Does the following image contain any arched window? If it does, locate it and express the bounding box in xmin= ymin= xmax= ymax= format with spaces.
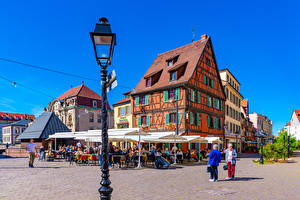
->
xmin=89 ymin=113 xmax=94 ymax=123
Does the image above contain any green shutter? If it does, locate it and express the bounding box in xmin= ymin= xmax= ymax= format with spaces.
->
xmin=197 ymin=91 xmax=200 ymax=103
xmin=220 ymin=100 xmax=223 ymax=110
xmin=136 ymin=96 xmax=139 ymax=107
xmin=212 ymin=97 xmax=215 ymax=108
xmin=165 ymin=113 xmax=169 ymax=125
xmin=175 ymin=88 xmax=180 ymax=100
xmin=211 ymin=79 xmax=214 ymax=88
xmin=190 ymin=112 xmax=193 ymax=124
xmin=189 ymin=143 xmax=192 ymax=149
xmin=178 ymin=112 xmax=181 ymax=124
xmin=216 ymin=118 xmax=218 ymax=129
xmin=145 ymin=94 xmax=149 ymax=105
xmin=220 ymin=118 xmax=222 ymax=129
xmin=196 ymin=113 xmax=199 ymax=126
xmin=146 ymin=115 xmax=150 ymax=126
xmin=164 ymin=90 xmax=168 ymax=102
xmin=204 ymin=75 xmax=207 ymax=85
xmin=207 ymin=116 xmax=210 ymax=128
xmin=212 ymin=117 xmax=214 ymax=129
xmin=207 ymin=95 xmax=209 ymax=106
xmin=138 ymin=116 xmax=141 ymax=126
xmin=178 ymin=143 xmax=182 ymax=149
xmin=191 ymin=89 xmax=194 ymax=102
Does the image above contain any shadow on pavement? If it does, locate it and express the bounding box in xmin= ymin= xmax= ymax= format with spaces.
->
xmin=219 ymin=177 xmax=264 ymax=182
xmin=0 ymin=166 xmax=64 ymax=169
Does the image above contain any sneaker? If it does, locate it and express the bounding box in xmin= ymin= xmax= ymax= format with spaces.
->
xmin=214 ymin=179 xmax=218 ymax=182
xmin=209 ymin=179 xmax=214 ymax=182
xmin=226 ymin=177 xmax=233 ymax=180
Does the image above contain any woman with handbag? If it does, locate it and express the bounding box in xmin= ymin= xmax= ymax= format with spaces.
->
xmin=225 ymin=143 xmax=237 ymax=180
xmin=208 ymin=144 xmax=222 ymax=182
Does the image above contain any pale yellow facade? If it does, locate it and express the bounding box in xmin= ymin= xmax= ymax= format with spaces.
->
xmin=113 ymin=101 xmax=132 ymax=129
xmin=220 ymin=69 xmax=243 ymax=152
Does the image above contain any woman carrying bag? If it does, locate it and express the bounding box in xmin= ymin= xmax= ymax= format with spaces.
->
xmin=225 ymin=143 xmax=237 ymax=180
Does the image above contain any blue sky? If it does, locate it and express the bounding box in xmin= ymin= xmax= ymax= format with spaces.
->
xmin=0 ymin=0 xmax=298 ymax=135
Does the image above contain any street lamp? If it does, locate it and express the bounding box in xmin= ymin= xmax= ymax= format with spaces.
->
xmin=90 ymin=17 xmax=116 ymax=200
xmin=235 ymin=131 xmax=239 ymax=152
xmin=258 ymin=131 xmax=265 ymax=165
xmin=168 ymin=93 xmax=179 ymax=164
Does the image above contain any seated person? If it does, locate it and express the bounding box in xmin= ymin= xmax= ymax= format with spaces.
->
xmin=185 ymin=149 xmax=191 ymax=160
xmin=155 ymin=149 xmax=169 ymax=169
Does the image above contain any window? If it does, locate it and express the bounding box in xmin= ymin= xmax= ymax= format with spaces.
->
xmin=125 ymin=106 xmax=130 ymax=115
xmin=170 ymin=71 xmax=177 ymax=81
xmin=141 ymin=116 xmax=147 ymax=125
xmin=169 ymin=113 xmax=176 ymax=123
xmin=145 ymin=77 xmax=151 ymax=88
xmin=203 ymin=75 xmax=207 ymax=85
xmin=205 ymin=57 xmax=211 ymax=66
xmin=140 ymin=96 xmax=145 ymax=105
xmin=169 ymin=89 xmax=176 ymax=99
xmin=121 ymin=107 xmax=125 ymax=116
xmin=209 ymin=78 xmax=214 ymax=88
xmin=167 ymin=60 xmax=174 ymax=67
xmin=92 ymin=100 xmax=97 ymax=108
xmin=68 ymin=115 xmax=72 ymax=123
xmin=89 ymin=113 xmax=94 ymax=123
xmin=97 ymin=114 xmax=101 ymax=123
xmin=207 ymin=116 xmax=214 ymax=128
xmin=191 ymin=89 xmax=195 ymax=102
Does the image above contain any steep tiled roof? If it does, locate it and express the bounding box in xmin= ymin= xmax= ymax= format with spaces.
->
xmin=241 ymin=99 xmax=248 ymax=108
xmin=0 ymin=112 xmax=35 ymax=121
xmin=135 ymin=38 xmax=209 ymax=93
xmin=58 ymin=84 xmax=102 ymax=100
xmin=285 ymin=122 xmax=291 ymax=126
xmin=113 ymin=98 xmax=131 ymax=107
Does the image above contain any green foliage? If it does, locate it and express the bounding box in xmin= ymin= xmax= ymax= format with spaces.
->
xmin=261 ymin=129 xmax=299 ymax=160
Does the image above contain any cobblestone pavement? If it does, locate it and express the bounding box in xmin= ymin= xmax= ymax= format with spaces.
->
xmin=0 ymin=153 xmax=300 ymax=200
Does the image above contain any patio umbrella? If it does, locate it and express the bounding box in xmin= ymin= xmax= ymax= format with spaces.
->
xmin=125 ymin=129 xmax=150 ymax=168
xmin=213 ymin=139 xmax=223 ymax=144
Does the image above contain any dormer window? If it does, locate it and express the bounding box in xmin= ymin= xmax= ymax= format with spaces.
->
xmin=170 ymin=71 xmax=177 ymax=81
xmin=166 ymin=55 xmax=179 ymax=67
xmin=145 ymin=77 xmax=151 ymax=88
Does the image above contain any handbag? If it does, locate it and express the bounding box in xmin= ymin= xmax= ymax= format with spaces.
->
xmin=206 ymin=166 xmax=211 ymax=173
xmin=223 ymin=165 xmax=228 ymax=170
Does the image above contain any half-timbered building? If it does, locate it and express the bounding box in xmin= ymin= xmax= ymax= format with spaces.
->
xmin=132 ymin=34 xmax=225 ymax=151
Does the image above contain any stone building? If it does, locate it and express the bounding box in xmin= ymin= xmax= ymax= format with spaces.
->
xmin=113 ymin=91 xmax=132 ymax=128
xmin=0 ymin=112 xmax=35 ymax=143
xmin=47 ymin=84 xmax=114 ymax=132
xmin=132 ymin=34 xmax=226 ymax=152
xmin=249 ymin=112 xmax=273 ymax=143
xmin=2 ymin=120 xmax=31 ymax=145
xmin=219 ymin=69 xmax=243 ymax=151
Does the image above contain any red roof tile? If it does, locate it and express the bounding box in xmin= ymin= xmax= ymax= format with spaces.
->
xmin=285 ymin=122 xmax=291 ymax=126
xmin=113 ymin=98 xmax=131 ymax=107
xmin=135 ymin=38 xmax=209 ymax=93
xmin=295 ymin=110 xmax=300 ymax=122
xmin=0 ymin=112 xmax=35 ymax=120
xmin=241 ymin=99 xmax=248 ymax=108
xmin=58 ymin=84 xmax=102 ymax=100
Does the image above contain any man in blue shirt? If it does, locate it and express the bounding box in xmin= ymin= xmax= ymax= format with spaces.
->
xmin=26 ymin=139 xmax=38 ymax=168
xmin=208 ymin=144 xmax=222 ymax=182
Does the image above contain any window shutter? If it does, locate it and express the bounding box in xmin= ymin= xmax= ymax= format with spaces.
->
xmin=164 ymin=90 xmax=168 ymax=102
xmin=189 ymin=143 xmax=192 ymax=150
xmin=212 ymin=97 xmax=215 ymax=108
xmin=207 ymin=116 xmax=210 ymax=128
xmin=220 ymin=100 xmax=223 ymax=110
xmin=145 ymin=94 xmax=149 ymax=105
xmin=204 ymin=75 xmax=207 ymax=85
xmin=146 ymin=115 xmax=150 ymax=126
xmin=216 ymin=118 xmax=218 ymax=129
xmin=138 ymin=116 xmax=141 ymax=126
xmin=196 ymin=113 xmax=199 ymax=126
xmin=178 ymin=112 xmax=181 ymax=124
xmin=176 ymin=88 xmax=180 ymax=100
xmin=136 ymin=96 xmax=139 ymax=107
xmin=220 ymin=118 xmax=222 ymax=129
xmin=207 ymin=95 xmax=209 ymax=106
xmin=165 ymin=113 xmax=169 ymax=125
xmin=211 ymin=79 xmax=214 ymax=88
xmin=191 ymin=89 xmax=194 ymax=102
xmin=190 ymin=112 xmax=193 ymax=124
xmin=197 ymin=91 xmax=200 ymax=103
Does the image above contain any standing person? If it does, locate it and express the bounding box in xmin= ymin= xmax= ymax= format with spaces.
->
xmin=97 ymin=145 xmax=102 ymax=168
xmin=208 ymin=144 xmax=222 ymax=182
xmin=26 ymin=139 xmax=38 ymax=168
xmin=39 ymin=145 xmax=45 ymax=161
xmin=225 ymin=143 xmax=237 ymax=180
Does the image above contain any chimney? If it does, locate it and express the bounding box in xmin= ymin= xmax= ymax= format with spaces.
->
xmin=201 ymin=34 xmax=208 ymax=41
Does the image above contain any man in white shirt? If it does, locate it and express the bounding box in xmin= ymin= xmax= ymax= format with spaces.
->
xmin=26 ymin=139 xmax=38 ymax=168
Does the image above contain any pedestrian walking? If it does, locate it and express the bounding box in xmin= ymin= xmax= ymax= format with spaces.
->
xmin=225 ymin=143 xmax=237 ymax=180
xmin=39 ymin=145 xmax=45 ymax=161
xmin=26 ymin=139 xmax=38 ymax=168
xmin=208 ymin=144 xmax=222 ymax=182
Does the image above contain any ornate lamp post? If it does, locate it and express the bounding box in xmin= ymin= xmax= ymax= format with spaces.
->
xmin=90 ymin=17 xmax=116 ymax=200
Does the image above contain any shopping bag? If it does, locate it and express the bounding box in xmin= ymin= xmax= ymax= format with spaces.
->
xmin=206 ymin=166 xmax=211 ymax=173
xmin=223 ymin=165 xmax=228 ymax=170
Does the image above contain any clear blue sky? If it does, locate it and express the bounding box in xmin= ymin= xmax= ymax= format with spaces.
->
xmin=0 ymin=0 xmax=298 ymax=135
